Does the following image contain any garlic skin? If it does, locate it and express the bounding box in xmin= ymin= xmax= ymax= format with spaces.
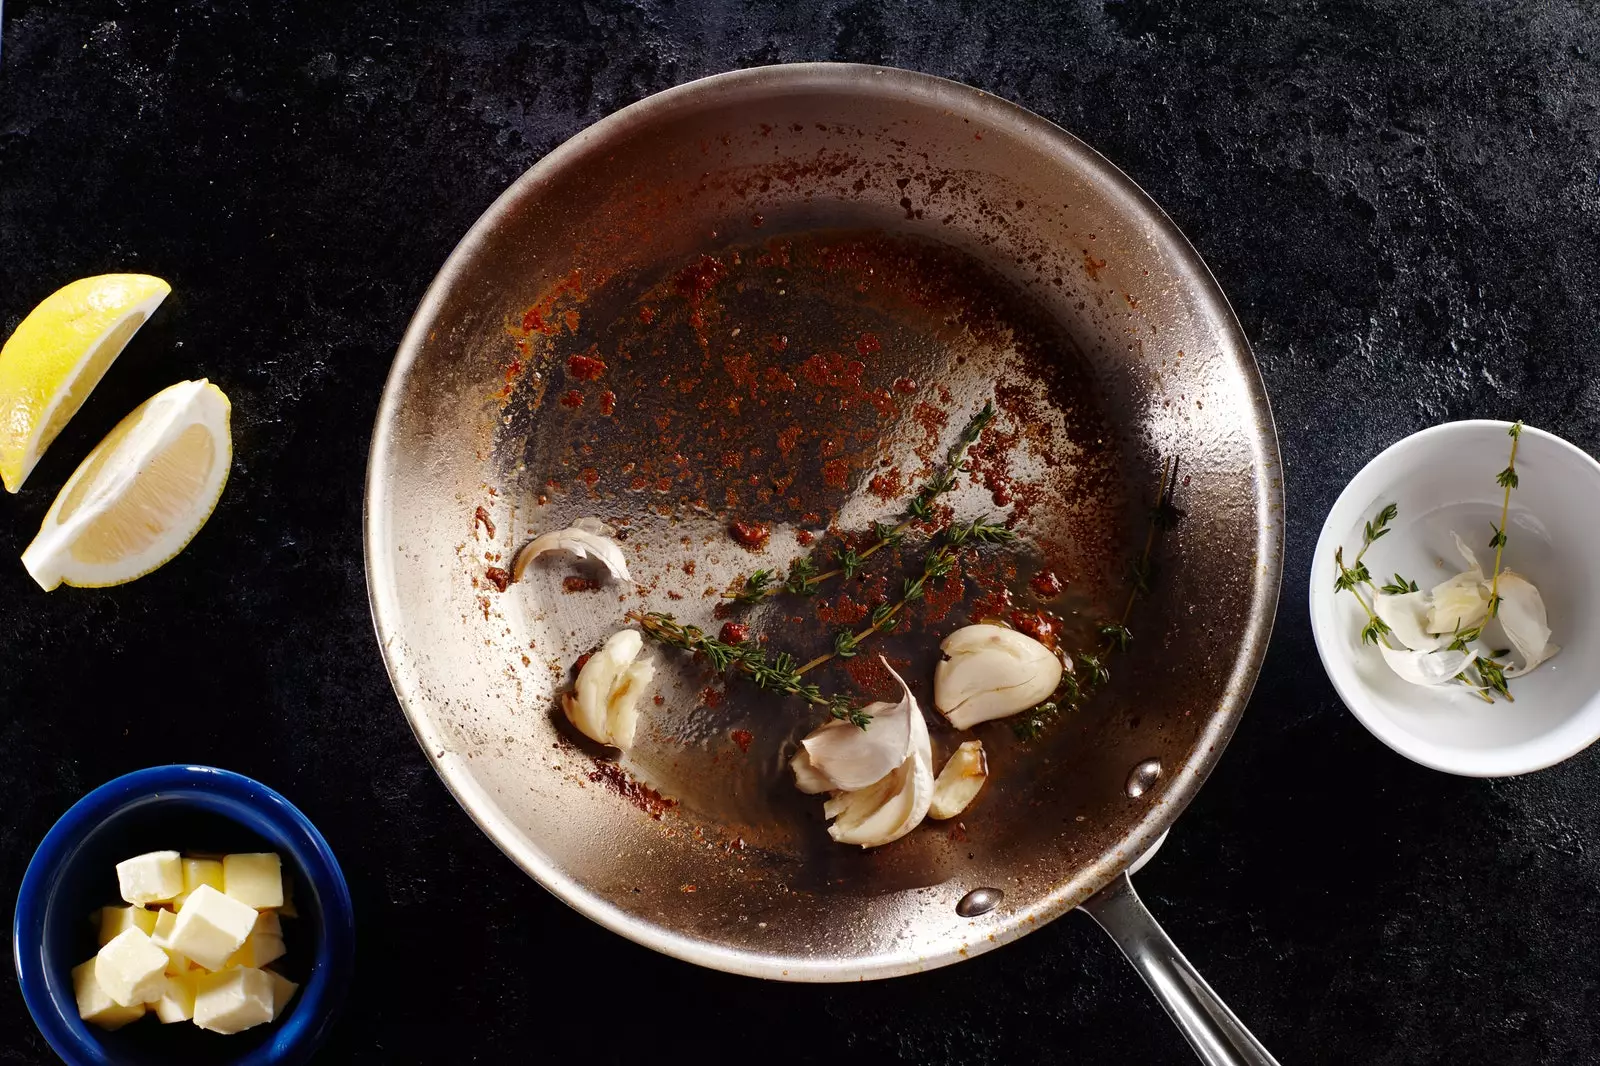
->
xmin=1496 ymin=571 xmax=1559 ymax=675
xmin=562 ymin=629 xmax=655 ymax=748
xmin=1374 ymin=590 xmax=1445 ymax=652
xmin=1380 ymin=645 xmax=1479 ymax=688
xmin=929 ymin=740 xmax=988 ymax=820
xmin=934 ymin=624 xmax=1064 ymax=729
xmin=514 ymin=517 xmax=632 ymax=583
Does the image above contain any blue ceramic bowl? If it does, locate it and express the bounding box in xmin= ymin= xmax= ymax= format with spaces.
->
xmin=13 ymin=766 xmax=355 ymax=1066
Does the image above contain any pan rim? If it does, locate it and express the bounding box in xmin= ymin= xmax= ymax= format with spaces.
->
xmin=364 ymin=61 xmax=1285 ymax=982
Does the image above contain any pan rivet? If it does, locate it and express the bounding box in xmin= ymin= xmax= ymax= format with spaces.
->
xmin=956 ymin=887 xmax=1003 ymax=917
xmin=1125 ymin=758 xmax=1163 ymax=798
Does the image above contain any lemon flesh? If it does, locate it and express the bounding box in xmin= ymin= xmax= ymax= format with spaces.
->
xmin=0 ymin=274 xmax=171 ymax=492
xmin=22 ymin=379 xmax=231 ymax=591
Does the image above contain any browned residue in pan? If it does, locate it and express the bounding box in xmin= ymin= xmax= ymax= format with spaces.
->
xmin=497 ymin=227 xmax=1132 ymax=843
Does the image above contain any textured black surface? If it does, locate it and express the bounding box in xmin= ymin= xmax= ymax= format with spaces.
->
xmin=4 ymin=2 xmax=1600 ymax=1063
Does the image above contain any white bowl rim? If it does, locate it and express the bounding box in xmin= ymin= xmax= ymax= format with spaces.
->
xmin=1309 ymin=418 xmax=1600 ymax=777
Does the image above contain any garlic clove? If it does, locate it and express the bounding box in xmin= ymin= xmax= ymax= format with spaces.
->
xmin=1426 ymin=573 xmax=1489 ymax=635
xmin=606 ymin=658 xmax=655 ymax=749
xmin=798 ymin=698 xmax=905 ymax=791
xmin=513 ymin=517 xmax=632 ymax=583
xmin=824 ymin=760 xmax=916 ymax=845
xmin=824 ymin=742 xmax=933 ymax=848
xmin=1374 ymin=590 xmax=1445 ymax=652
xmin=800 ymin=660 xmax=922 ymax=791
xmin=1496 ymin=571 xmax=1559 ymax=676
xmin=817 ymin=664 xmax=934 ymax=848
xmin=789 ymin=744 xmax=837 ymax=794
xmin=562 ymin=629 xmax=653 ymax=748
xmin=929 ymin=740 xmax=988 ymax=820
xmin=934 ymin=624 xmax=1063 ymax=729
xmin=1425 ymin=531 xmax=1490 ymax=634
xmin=1379 ymin=644 xmax=1478 ymax=687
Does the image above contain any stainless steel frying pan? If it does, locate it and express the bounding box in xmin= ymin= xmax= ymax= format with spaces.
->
xmin=365 ymin=64 xmax=1283 ymax=1064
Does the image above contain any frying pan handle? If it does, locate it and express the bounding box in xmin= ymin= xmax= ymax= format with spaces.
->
xmin=1081 ymin=872 xmax=1280 ymax=1066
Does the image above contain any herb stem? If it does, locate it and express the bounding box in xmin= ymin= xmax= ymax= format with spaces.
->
xmin=1117 ymin=456 xmax=1171 ymax=630
xmin=1334 ymin=547 xmax=1398 ymax=650
xmin=1486 ymin=422 xmax=1522 ymax=616
xmin=1016 ymin=456 xmax=1178 ymax=740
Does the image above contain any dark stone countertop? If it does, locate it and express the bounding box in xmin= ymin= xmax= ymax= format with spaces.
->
xmin=3 ymin=2 xmax=1599 ymax=1063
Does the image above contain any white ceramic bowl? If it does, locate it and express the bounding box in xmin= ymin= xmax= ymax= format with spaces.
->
xmin=1310 ymin=420 xmax=1600 ymax=776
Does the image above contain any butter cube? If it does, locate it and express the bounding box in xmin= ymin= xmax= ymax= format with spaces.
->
xmin=268 ymin=970 xmax=299 ymax=1020
xmin=167 ymin=884 xmax=258 ymax=971
xmin=72 ymin=959 xmax=146 ymax=1030
xmin=97 ymin=905 xmax=157 ymax=947
xmin=225 ymin=928 xmax=286 ymax=970
xmin=94 ymin=928 xmax=169 ymax=1007
xmin=163 ymin=948 xmax=191 ymax=975
xmin=222 ymin=853 xmax=283 ymax=909
xmin=275 ymin=871 xmax=298 ymax=918
xmin=116 ymin=850 xmax=182 ymax=905
xmin=149 ymin=907 xmax=179 ymax=949
xmin=193 ymin=966 xmax=275 ymax=1034
xmin=254 ymin=910 xmax=282 ymax=937
xmin=152 ymin=971 xmax=198 ymax=1023
xmin=174 ymin=857 xmax=223 ymax=908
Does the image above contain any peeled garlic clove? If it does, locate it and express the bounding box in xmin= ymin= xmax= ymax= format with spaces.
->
xmin=934 ymin=624 xmax=1063 ymax=729
xmin=514 ymin=517 xmax=632 ymax=583
xmin=1496 ymin=571 xmax=1558 ymax=676
xmin=929 ymin=740 xmax=988 ymax=820
xmin=562 ymin=629 xmax=654 ymax=748
xmin=1379 ymin=644 xmax=1478 ymax=687
xmin=1374 ymin=591 xmax=1444 ymax=652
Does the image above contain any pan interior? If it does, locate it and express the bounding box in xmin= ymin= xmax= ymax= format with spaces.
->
xmin=366 ymin=65 xmax=1281 ymax=980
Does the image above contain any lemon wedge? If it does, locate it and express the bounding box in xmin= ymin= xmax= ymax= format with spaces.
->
xmin=22 ymin=379 xmax=231 ymax=590
xmin=0 ymin=274 xmax=171 ymax=493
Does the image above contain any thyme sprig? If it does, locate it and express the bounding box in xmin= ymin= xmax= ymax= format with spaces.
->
xmin=628 ymin=610 xmax=872 ymax=728
xmin=1016 ymin=456 xmax=1175 ymax=740
xmin=1441 ymin=421 xmax=1524 ymax=700
xmin=1332 ymin=422 xmax=1525 ymax=702
xmin=1485 ymin=421 xmax=1522 ymax=619
xmin=792 ymin=517 xmax=1014 ymax=675
xmin=727 ymin=402 xmax=997 ymax=603
xmin=1334 ymin=547 xmax=1393 ymax=647
xmin=636 ymin=517 xmax=1014 ymax=730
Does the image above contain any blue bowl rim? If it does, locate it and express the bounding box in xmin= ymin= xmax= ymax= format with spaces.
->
xmin=13 ymin=765 xmax=356 ymax=1066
